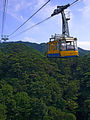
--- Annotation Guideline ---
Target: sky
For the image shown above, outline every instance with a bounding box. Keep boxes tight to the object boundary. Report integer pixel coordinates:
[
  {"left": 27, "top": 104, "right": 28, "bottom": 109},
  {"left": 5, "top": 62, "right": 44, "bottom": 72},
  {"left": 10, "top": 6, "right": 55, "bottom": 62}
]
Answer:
[{"left": 0, "top": 0, "right": 90, "bottom": 50}]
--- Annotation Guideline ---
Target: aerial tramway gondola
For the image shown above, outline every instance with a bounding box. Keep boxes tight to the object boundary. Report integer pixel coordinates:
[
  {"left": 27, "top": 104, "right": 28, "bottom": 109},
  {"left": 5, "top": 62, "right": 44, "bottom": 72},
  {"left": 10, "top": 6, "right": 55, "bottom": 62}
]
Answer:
[
  {"left": 47, "top": 3, "right": 79, "bottom": 58},
  {"left": 3, "top": 0, "right": 79, "bottom": 58}
]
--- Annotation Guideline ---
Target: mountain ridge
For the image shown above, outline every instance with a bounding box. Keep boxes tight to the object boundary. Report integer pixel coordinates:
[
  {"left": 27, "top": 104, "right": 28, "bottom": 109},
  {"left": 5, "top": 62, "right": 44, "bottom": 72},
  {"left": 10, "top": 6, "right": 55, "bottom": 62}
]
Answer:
[{"left": 1, "top": 41, "right": 89, "bottom": 56}]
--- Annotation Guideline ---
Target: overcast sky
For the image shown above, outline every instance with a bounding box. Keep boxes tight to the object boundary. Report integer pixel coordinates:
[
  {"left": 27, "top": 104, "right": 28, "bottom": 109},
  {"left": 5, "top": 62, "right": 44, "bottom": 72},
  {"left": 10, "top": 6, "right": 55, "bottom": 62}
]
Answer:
[{"left": 0, "top": 0, "right": 90, "bottom": 50}]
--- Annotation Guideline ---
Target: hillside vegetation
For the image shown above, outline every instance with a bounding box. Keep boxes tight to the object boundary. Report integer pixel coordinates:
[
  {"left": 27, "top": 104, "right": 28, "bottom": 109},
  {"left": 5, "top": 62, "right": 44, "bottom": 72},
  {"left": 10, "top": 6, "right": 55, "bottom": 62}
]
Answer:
[
  {"left": 16, "top": 41, "right": 90, "bottom": 56},
  {"left": 0, "top": 43, "right": 90, "bottom": 120}
]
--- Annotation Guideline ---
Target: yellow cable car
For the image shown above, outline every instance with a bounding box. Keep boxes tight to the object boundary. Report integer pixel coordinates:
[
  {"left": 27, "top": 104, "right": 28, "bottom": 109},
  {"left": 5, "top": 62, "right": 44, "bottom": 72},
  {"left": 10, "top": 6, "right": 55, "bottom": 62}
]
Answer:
[
  {"left": 47, "top": 3, "right": 79, "bottom": 58},
  {"left": 47, "top": 34, "right": 78, "bottom": 58}
]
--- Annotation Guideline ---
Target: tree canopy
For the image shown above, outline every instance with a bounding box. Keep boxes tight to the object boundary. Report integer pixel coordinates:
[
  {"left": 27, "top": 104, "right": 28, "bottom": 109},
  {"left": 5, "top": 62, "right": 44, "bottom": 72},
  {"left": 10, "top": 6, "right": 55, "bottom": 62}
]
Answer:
[{"left": 0, "top": 43, "right": 89, "bottom": 120}]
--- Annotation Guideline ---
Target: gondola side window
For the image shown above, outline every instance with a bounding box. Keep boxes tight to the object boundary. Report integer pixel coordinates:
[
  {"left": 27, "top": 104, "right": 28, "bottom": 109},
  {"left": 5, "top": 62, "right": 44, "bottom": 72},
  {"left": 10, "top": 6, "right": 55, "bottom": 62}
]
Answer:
[
  {"left": 51, "top": 44, "right": 53, "bottom": 51},
  {"left": 48, "top": 44, "right": 50, "bottom": 51},
  {"left": 56, "top": 41, "right": 59, "bottom": 50},
  {"left": 54, "top": 43, "right": 56, "bottom": 50},
  {"left": 60, "top": 40, "right": 66, "bottom": 51},
  {"left": 74, "top": 40, "right": 78, "bottom": 50},
  {"left": 51, "top": 43, "right": 55, "bottom": 51},
  {"left": 66, "top": 41, "right": 74, "bottom": 50}
]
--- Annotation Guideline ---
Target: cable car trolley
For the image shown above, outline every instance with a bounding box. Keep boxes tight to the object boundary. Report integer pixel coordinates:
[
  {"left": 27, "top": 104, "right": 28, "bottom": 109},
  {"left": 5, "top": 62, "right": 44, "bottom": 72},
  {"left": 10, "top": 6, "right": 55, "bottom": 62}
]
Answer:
[
  {"left": 47, "top": 2, "right": 79, "bottom": 58},
  {"left": 1, "top": 35, "right": 9, "bottom": 42}
]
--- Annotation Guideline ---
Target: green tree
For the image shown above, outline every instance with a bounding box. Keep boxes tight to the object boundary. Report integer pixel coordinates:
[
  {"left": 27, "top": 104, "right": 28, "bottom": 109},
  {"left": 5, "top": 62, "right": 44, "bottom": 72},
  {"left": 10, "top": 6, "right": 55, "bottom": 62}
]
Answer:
[
  {"left": 30, "top": 98, "right": 48, "bottom": 120},
  {"left": 14, "top": 92, "right": 31, "bottom": 120},
  {"left": 0, "top": 104, "right": 7, "bottom": 120}
]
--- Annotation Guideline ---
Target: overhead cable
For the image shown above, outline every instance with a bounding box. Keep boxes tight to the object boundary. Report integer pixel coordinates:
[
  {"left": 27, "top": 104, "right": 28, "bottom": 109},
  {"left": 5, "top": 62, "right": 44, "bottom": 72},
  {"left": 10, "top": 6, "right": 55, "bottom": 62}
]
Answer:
[
  {"left": 9, "top": 0, "right": 50, "bottom": 37},
  {"left": 70, "top": 0, "right": 80, "bottom": 6},
  {"left": 9, "top": 0, "right": 80, "bottom": 40},
  {"left": 1, "top": 0, "right": 8, "bottom": 37},
  {"left": 10, "top": 16, "right": 52, "bottom": 39}
]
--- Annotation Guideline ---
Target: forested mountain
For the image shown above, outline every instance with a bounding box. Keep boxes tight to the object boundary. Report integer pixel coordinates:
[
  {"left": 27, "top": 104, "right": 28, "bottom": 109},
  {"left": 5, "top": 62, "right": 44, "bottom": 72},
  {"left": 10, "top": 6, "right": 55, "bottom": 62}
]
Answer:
[
  {"left": 0, "top": 43, "right": 90, "bottom": 120},
  {"left": 2, "top": 41, "right": 90, "bottom": 56}
]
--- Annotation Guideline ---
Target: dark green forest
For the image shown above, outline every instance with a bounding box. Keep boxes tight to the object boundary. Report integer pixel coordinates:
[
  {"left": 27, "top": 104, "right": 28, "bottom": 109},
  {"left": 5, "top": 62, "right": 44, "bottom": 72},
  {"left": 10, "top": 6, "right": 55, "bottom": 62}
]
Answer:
[{"left": 0, "top": 43, "right": 90, "bottom": 120}]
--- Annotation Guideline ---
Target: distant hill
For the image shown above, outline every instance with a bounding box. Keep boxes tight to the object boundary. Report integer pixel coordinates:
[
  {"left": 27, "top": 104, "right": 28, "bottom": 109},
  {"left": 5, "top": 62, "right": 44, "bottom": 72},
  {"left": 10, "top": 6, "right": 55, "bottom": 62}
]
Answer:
[
  {"left": 78, "top": 47, "right": 90, "bottom": 56},
  {"left": 16, "top": 41, "right": 90, "bottom": 56},
  {"left": 0, "top": 42, "right": 44, "bottom": 58},
  {"left": 0, "top": 41, "right": 90, "bottom": 56},
  {"left": 17, "top": 41, "right": 47, "bottom": 54}
]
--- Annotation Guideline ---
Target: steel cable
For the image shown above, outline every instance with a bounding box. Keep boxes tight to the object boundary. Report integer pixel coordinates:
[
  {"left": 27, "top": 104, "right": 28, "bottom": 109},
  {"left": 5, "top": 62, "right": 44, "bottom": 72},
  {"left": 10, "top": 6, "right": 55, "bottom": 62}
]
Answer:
[
  {"left": 10, "top": 16, "right": 52, "bottom": 39},
  {"left": 1, "top": 0, "right": 8, "bottom": 37},
  {"left": 9, "top": 0, "right": 50, "bottom": 37}
]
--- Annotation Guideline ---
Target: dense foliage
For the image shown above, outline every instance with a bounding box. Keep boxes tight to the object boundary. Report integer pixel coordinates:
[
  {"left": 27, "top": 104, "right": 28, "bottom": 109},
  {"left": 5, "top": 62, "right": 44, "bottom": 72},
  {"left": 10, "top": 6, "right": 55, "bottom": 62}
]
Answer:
[
  {"left": 4, "top": 41, "right": 90, "bottom": 56},
  {"left": 0, "top": 43, "right": 90, "bottom": 120}
]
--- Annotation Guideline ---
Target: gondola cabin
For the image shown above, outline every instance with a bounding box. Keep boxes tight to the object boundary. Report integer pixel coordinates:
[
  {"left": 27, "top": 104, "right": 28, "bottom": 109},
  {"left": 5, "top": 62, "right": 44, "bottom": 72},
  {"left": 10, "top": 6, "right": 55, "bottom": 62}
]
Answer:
[
  {"left": 47, "top": 34, "right": 78, "bottom": 58},
  {"left": 47, "top": 3, "right": 79, "bottom": 58}
]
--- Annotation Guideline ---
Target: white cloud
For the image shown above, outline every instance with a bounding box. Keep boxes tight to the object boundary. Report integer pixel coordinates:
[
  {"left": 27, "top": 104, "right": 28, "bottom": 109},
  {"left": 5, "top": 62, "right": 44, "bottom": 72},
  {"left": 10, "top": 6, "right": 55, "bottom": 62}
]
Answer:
[
  {"left": 8, "top": 0, "right": 32, "bottom": 12},
  {"left": 7, "top": 0, "right": 33, "bottom": 22},
  {"left": 15, "top": 3, "right": 22, "bottom": 12},
  {"left": 7, "top": 11, "right": 21, "bottom": 21},
  {"left": 34, "top": 0, "right": 56, "bottom": 18},
  {"left": 78, "top": 41, "right": 90, "bottom": 50},
  {"left": 42, "top": 4, "right": 56, "bottom": 18},
  {"left": 20, "top": 16, "right": 24, "bottom": 21},
  {"left": 23, "top": 37, "right": 37, "bottom": 43},
  {"left": 36, "top": 0, "right": 45, "bottom": 7},
  {"left": 79, "top": 0, "right": 90, "bottom": 18},
  {"left": 7, "top": 0, "right": 56, "bottom": 22}
]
